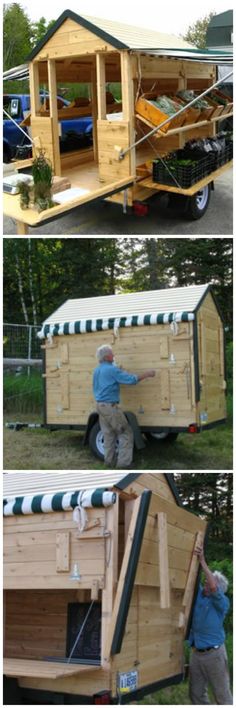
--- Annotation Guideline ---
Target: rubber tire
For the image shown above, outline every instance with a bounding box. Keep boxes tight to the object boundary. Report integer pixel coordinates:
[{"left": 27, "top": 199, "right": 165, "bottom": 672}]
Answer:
[
  {"left": 3, "top": 146, "right": 11, "bottom": 164},
  {"left": 88, "top": 420, "right": 105, "bottom": 460},
  {"left": 185, "top": 184, "right": 211, "bottom": 220},
  {"left": 168, "top": 193, "right": 188, "bottom": 215},
  {"left": 145, "top": 431, "right": 179, "bottom": 444}
]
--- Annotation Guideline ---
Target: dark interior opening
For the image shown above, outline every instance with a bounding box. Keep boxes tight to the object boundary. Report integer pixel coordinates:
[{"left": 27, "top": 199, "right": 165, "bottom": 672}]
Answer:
[{"left": 66, "top": 602, "right": 101, "bottom": 662}]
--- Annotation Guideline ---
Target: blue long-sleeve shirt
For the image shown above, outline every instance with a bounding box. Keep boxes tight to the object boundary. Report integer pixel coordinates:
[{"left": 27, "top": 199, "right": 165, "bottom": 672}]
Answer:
[
  {"left": 188, "top": 584, "right": 230, "bottom": 649},
  {"left": 93, "top": 361, "right": 138, "bottom": 402}
]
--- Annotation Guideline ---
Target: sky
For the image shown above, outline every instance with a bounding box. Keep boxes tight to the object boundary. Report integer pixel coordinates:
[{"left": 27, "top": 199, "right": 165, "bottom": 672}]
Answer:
[{"left": 3, "top": 0, "right": 232, "bottom": 36}]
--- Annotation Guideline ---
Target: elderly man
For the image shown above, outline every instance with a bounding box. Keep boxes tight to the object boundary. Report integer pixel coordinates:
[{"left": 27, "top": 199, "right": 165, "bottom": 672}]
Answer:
[
  {"left": 188, "top": 544, "right": 232, "bottom": 705},
  {"left": 93, "top": 344, "right": 155, "bottom": 468}
]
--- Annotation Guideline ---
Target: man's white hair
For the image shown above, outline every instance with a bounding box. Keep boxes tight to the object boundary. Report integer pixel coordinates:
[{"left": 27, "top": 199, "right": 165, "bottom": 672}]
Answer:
[
  {"left": 213, "top": 571, "right": 228, "bottom": 594},
  {"left": 96, "top": 344, "right": 113, "bottom": 363}
]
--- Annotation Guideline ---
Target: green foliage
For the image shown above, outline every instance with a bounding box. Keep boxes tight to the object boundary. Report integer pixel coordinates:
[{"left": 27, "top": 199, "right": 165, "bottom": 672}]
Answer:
[
  {"left": 3, "top": 3, "right": 32, "bottom": 70},
  {"left": 32, "top": 151, "right": 54, "bottom": 212},
  {"left": 31, "top": 17, "right": 55, "bottom": 46},
  {"left": 4, "top": 371, "right": 43, "bottom": 414},
  {"left": 183, "top": 13, "right": 215, "bottom": 49},
  {"left": 18, "top": 181, "right": 31, "bottom": 209},
  {"left": 3, "top": 239, "right": 233, "bottom": 336},
  {"left": 209, "top": 558, "right": 233, "bottom": 632}
]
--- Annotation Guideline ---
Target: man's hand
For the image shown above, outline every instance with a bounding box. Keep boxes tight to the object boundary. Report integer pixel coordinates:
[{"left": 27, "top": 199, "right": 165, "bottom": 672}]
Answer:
[
  {"left": 194, "top": 544, "right": 205, "bottom": 563},
  {"left": 137, "top": 369, "right": 156, "bottom": 382}
]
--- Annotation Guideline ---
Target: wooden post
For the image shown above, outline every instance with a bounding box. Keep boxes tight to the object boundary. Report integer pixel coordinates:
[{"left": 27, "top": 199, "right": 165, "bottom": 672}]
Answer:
[
  {"left": 96, "top": 53, "right": 106, "bottom": 120},
  {"left": 104, "top": 495, "right": 141, "bottom": 659},
  {"left": 182, "top": 530, "right": 204, "bottom": 630},
  {"left": 101, "top": 496, "right": 119, "bottom": 669},
  {"left": 157, "top": 512, "right": 170, "bottom": 609},
  {"left": 29, "top": 62, "right": 41, "bottom": 117},
  {"left": 91, "top": 63, "right": 98, "bottom": 162},
  {"left": 120, "top": 51, "right": 135, "bottom": 177},
  {"left": 47, "top": 59, "right": 61, "bottom": 176},
  {"left": 16, "top": 220, "right": 29, "bottom": 235}
]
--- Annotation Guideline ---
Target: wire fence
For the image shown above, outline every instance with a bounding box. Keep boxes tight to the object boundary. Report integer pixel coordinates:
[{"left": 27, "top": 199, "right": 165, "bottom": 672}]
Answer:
[
  {"left": 3, "top": 322, "right": 42, "bottom": 360},
  {"left": 3, "top": 323, "right": 44, "bottom": 415}
]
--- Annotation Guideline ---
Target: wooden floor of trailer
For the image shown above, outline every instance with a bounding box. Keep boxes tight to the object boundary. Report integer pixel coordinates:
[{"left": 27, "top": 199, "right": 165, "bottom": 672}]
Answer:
[{"left": 3, "top": 162, "right": 135, "bottom": 234}]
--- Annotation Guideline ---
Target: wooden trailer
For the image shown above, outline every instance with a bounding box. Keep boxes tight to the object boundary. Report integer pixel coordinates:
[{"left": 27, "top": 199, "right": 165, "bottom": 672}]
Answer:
[
  {"left": 3, "top": 10, "right": 233, "bottom": 234},
  {"left": 3, "top": 471, "right": 208, "bottom": 704},
  {"left": 38, "top": 282, "right": 226, "bottom": 459}
]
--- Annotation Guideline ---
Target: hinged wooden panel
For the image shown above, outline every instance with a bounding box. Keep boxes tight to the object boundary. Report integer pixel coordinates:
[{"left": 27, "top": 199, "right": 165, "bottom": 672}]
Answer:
[
  {"left": 160, "top": 336, "right": 169, "bottom": 358},
  {"left": 56, "top": 532, "right": 70, "bottom": 572},
  {"left": 60, "top": 371, "right": 70, "bottom": 409},
  {"left": 157, "top": 512, "right": 170, "bottom": 608},
  {"left": 60, "top": 342, "right": 69, "bottom": 364}
]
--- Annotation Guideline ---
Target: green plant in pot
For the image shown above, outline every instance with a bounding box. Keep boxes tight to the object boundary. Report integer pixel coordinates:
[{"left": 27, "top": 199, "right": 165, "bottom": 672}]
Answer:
[
  {"left": 18, "top": 181, "right": 32, "bottom": 210},
  {"left": 32, "top": 149, "right": 54, "bottom": 212}
]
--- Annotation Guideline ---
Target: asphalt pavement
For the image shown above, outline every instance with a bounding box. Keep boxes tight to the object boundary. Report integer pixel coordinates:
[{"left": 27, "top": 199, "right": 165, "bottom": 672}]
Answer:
[{"left": 3, "top": 166, "right": 233, "bottom": 236}]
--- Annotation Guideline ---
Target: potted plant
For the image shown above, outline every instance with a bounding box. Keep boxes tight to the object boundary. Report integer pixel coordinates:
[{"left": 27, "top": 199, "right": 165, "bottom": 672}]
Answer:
[
  {"left": 32, "top": 150, "right": 54, "bottom": 212},
  {"left": 18, "top": 181, "right": 31, "bottom": 210}
]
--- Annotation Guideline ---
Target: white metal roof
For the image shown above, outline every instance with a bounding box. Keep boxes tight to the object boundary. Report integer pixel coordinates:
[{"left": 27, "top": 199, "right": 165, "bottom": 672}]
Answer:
[
  {"left": 42, "top": 284, "right": 210, "bottom": 326},
  {"left": 3, "top": 472, "right": 137, "bottom": 498},
  {"left": 82, "top": 14, "right": 194, "bottom": 50}
]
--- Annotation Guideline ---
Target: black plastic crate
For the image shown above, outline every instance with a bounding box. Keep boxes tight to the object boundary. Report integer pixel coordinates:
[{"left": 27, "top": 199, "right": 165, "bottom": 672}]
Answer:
[
  {"left": 153, "top": 152, "right": 213, "bottom": 188},
  {"left": 211, "top": 141, "right": 233, "bottom": 169}
]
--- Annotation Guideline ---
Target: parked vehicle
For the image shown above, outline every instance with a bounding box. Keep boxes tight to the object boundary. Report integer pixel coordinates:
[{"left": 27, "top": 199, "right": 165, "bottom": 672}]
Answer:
[{"left": 3, "top": 93, "right": 93, "bottom": 162}]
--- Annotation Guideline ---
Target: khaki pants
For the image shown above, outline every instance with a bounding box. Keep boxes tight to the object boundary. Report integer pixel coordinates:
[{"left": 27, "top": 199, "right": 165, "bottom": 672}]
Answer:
[
  {"left": 96, "top": 403, "right": 134, "bottom": 468},
  {"left": 189, "top": 644, "right": 233, "bottom": 704}
]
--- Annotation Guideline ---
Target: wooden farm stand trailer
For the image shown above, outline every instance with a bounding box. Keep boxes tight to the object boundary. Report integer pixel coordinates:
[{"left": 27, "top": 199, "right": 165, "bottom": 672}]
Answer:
[
  {"left": 3, "top": 471, "right": 208, "bottom": 704},
  {"left": 3, "top": 10, "right": 233, "bottom": 234},
  {"left": 38, "top": 283, "right": 226, "bottom": 458}
]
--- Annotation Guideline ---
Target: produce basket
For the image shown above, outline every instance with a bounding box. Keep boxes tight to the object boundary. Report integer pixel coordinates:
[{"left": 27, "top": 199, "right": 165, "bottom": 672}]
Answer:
[
  {"left": 167, "top": 94, "right": 201, "bottom": 124},
  {"left": 135, "top": 93, "right": 186, "bottom": 132},
  {"left": 153, "top": 150, "right": 215, "bottom": 188},
  {"left": 177, "top": 90, "right": 215, "bottom": 121},
  {"left": 207, "top": 90, "right": 233, "bottom": 115}
]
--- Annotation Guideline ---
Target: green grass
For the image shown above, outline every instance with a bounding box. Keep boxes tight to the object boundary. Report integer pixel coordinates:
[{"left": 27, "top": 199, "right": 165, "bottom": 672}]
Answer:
[
  {"left": 3, "top": 371, "right": 43, "bottom": 415},
  {"left": 3, "top": 372, "right": 232, "bottom": 469}
]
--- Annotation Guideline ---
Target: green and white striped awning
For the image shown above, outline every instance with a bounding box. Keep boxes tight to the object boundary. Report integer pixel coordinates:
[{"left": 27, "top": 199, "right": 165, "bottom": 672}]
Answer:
[
  {"left": 38, "top": 311, "right": 195, "bottom": 339},
  {"left": 3, "top": 488, "right": 116, "bottom": 516}
]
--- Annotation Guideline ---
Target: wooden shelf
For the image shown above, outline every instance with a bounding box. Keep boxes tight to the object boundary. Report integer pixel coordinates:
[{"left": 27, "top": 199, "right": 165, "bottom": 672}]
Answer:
[
  {"left": 136, "top": 112, "right": 233, "bottom": 138},
  {"left": 140, "top": 160, "right": 233, "bottom": 196},
  {"left": 3, "top": 658, "right": 101, "bottom": 679}
]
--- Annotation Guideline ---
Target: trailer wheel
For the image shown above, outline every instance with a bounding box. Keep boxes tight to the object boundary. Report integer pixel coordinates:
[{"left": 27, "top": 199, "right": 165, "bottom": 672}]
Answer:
[
  {"left": 89, "top": 421, "right": 105, "bottom": 459},
  {"left": 186, "top": 184, "right": 211, "bottom": 220},
  {"left": 145, "top": 431, "right": 179, "bottom": 443},
  {"left": 3, "top": 145, "right": 11, "bottom": 163},
  {"left": 88, "top": 421, "right": 119, "bottom": 460}
]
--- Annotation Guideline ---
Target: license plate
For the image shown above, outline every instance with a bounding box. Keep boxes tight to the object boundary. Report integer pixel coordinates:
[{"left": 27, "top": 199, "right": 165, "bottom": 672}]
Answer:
[{"left": 117, "top": 670, "right": 138, "bottom": 694}]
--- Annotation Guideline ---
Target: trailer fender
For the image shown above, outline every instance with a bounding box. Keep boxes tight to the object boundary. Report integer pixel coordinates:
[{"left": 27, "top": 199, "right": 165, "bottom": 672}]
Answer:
[
  {"left": 124, "top": 411, "right": 146, "bottom": 450},
  {"left": 83, "top": 411, "right": 146, "bottom": 450},
  {"left": 83, "top": 411, "right": 99, "bottom": 445}
]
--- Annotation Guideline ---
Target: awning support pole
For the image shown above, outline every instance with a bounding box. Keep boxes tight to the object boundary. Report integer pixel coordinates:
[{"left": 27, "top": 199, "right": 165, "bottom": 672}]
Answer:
[
  {"left": 3, "top": 108, "right": 34, "bottom": 145},
  {"left": 119, "top": 70, "right": 233, "bottom": 160}
]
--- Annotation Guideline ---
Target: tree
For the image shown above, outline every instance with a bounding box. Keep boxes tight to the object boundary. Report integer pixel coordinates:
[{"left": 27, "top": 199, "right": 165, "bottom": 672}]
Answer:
[
  {"left": 183, "top": 13, "right": 215, "bottom": 49},
  {"left": 31, "top": 17, "right": 55, "bottom": 47},
  {"left": 3, "top": 238, "right": 233, "bottom": 336},
  {"left": 3, "top": 3, "right": 32, "bottom": 70},
  {"left": 174, "top": 473, "right": 233, "bottom": 561}
]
